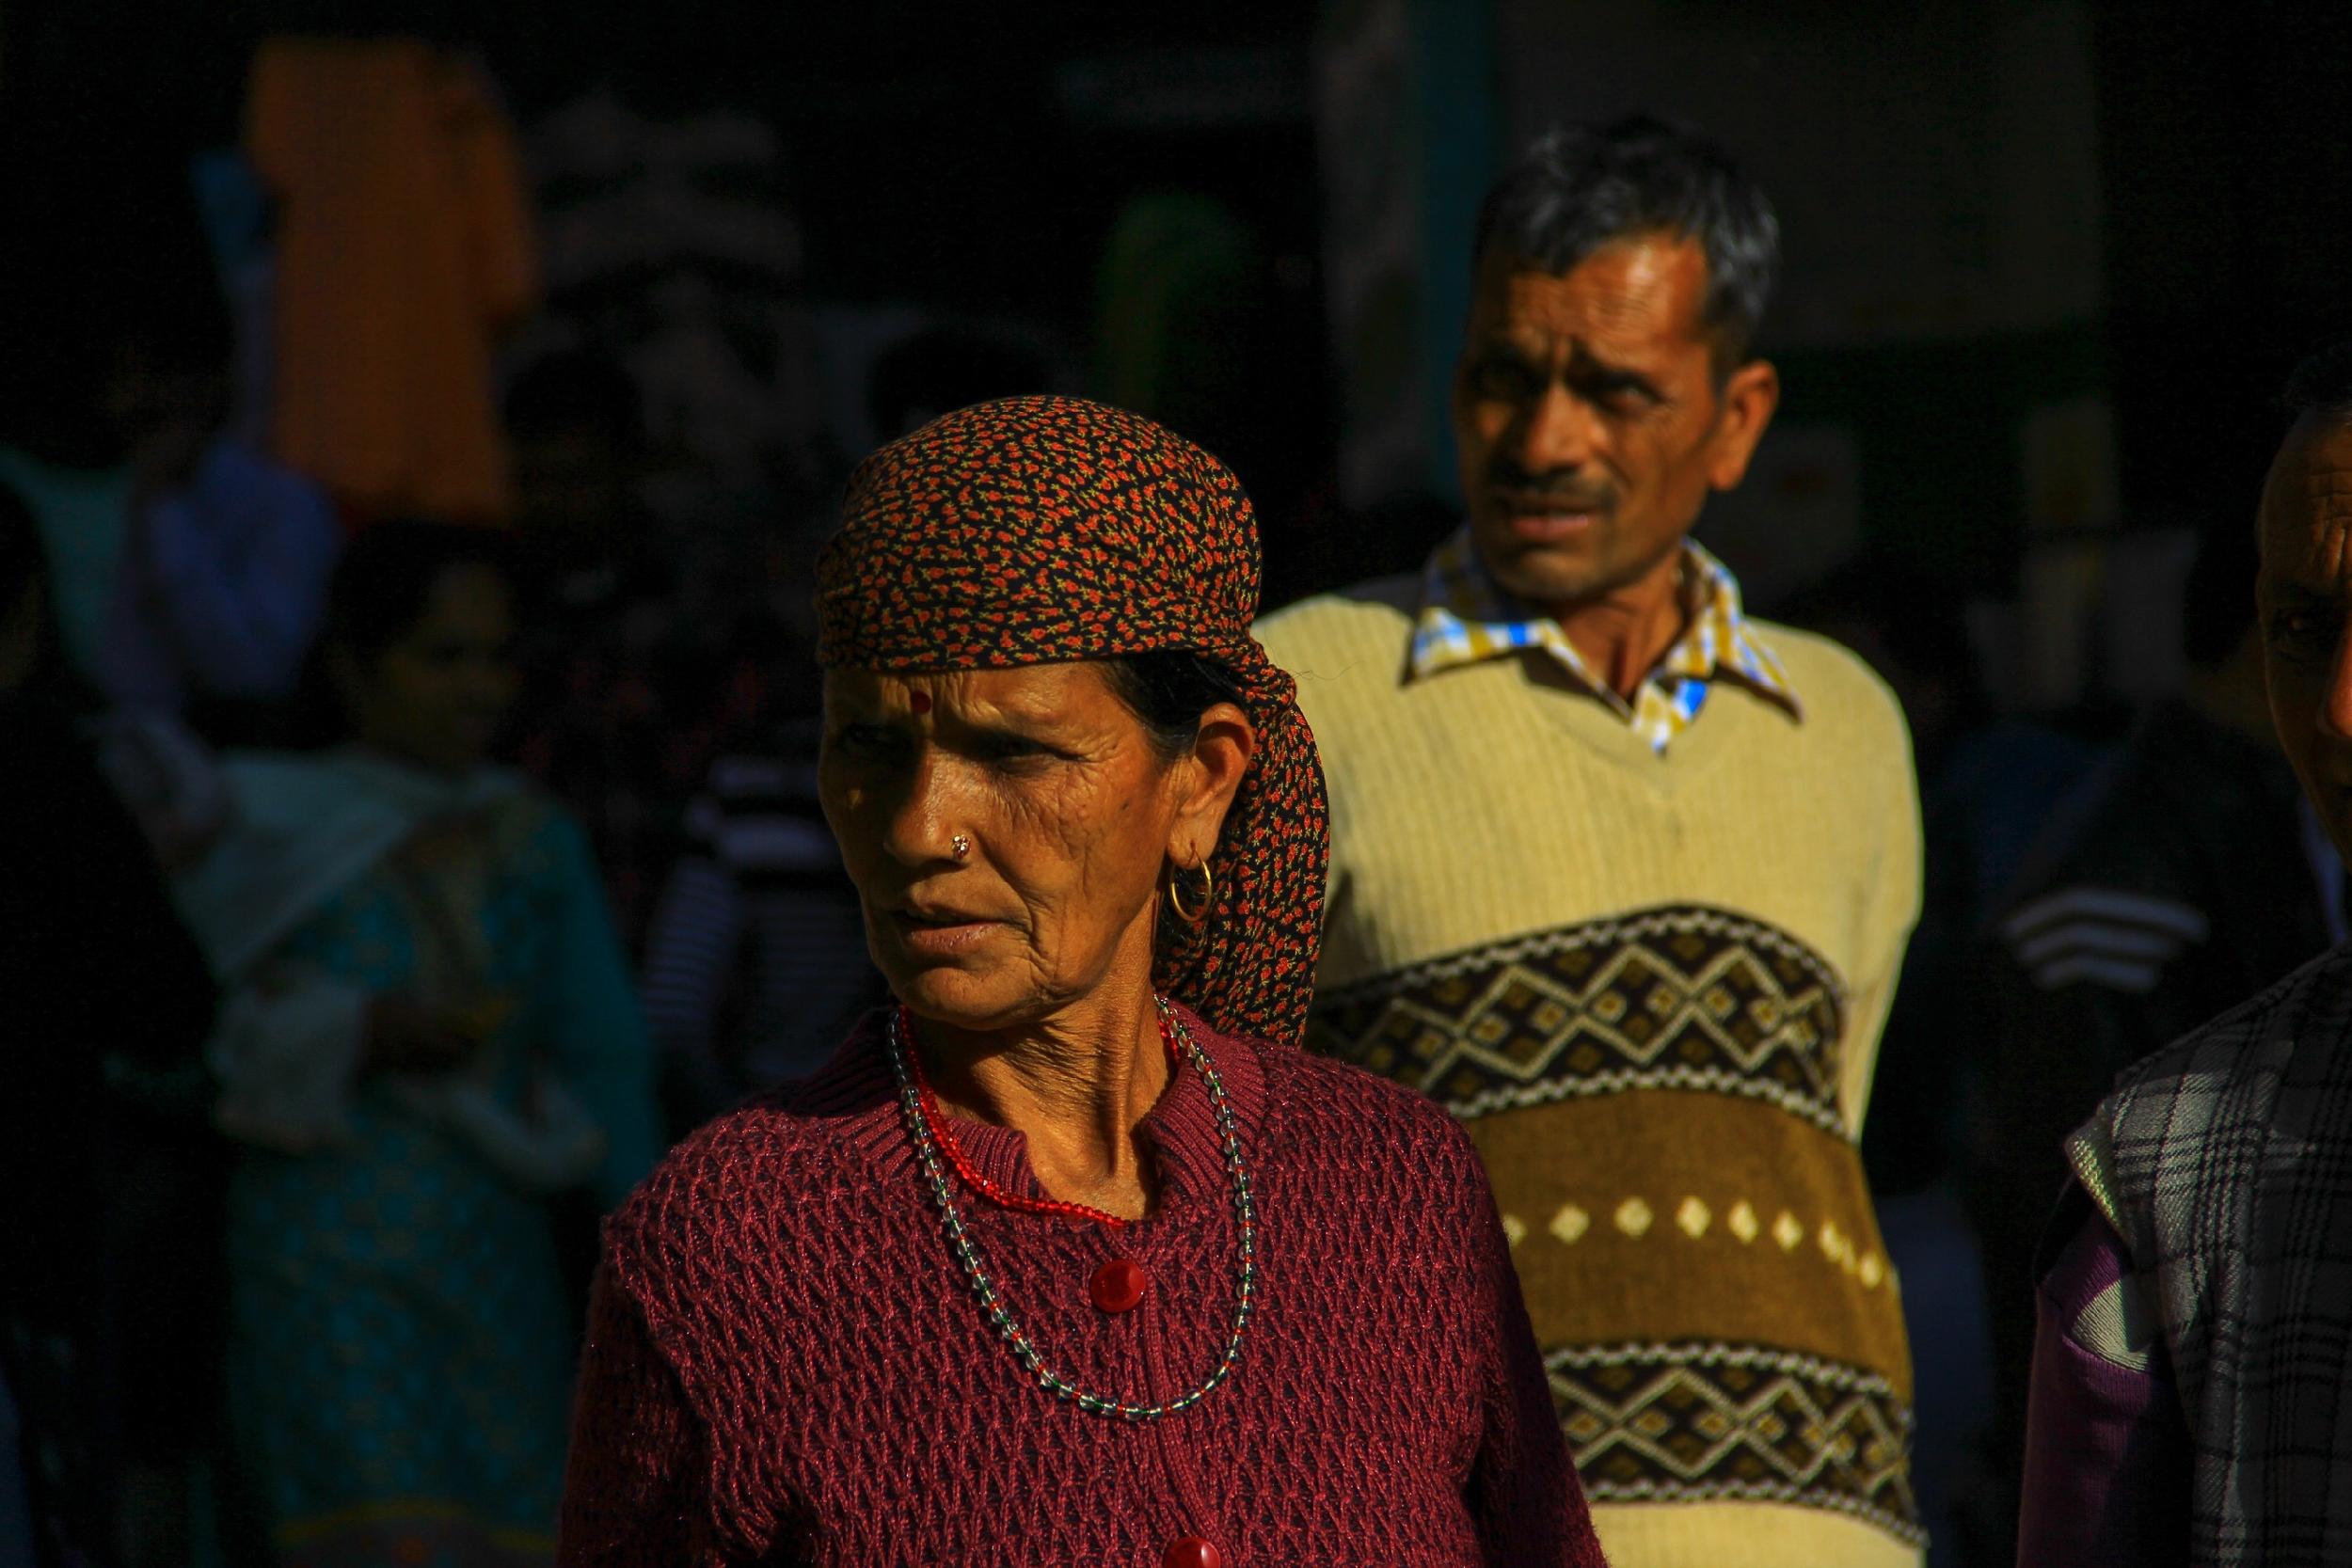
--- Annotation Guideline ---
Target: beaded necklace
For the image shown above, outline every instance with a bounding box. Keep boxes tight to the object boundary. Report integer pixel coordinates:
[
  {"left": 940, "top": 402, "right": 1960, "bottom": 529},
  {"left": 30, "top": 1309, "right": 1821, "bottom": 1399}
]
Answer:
[
  {"left": 899, "top": 1014, "right": 1150, "bottom": 1227},
  {"left": 882, "top": 998, "right": 1257, "bottom": 1420}
]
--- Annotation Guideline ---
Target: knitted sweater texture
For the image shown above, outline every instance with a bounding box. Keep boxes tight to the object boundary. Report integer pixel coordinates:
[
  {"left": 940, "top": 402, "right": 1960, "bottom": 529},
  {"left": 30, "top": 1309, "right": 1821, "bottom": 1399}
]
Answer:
[
  {"left": 557, "top": 1005, "right": 1607, "bottom": 1567},
  {"left": 1257, "top": 578, "right": 1924, "bottom": 1568}
]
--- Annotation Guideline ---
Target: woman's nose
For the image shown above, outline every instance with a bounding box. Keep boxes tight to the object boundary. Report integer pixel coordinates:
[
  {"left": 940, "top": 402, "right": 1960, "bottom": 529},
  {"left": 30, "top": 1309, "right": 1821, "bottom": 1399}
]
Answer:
[{"left": 878, "top": 749, "right": 960, "bottom": 864}]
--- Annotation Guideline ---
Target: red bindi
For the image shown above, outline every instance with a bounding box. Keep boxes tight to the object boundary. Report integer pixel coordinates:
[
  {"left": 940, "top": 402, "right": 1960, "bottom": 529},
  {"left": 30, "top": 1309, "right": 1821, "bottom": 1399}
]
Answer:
[{"left": 909, "top": 690, "right": 932, "bottom": 714}]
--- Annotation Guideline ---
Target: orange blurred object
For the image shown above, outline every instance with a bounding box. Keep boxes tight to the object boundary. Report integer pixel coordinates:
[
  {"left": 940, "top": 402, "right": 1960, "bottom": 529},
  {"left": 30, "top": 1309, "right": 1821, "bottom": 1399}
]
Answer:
[{"left": 247, "top": 39, "right": 538, "bottom": 523}]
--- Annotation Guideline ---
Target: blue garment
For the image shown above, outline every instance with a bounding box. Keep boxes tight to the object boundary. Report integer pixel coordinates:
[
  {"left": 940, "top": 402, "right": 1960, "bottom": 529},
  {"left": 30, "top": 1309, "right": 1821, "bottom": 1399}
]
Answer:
[
  {"left": 194, "top": 757, "right": 656, "bottom": 1563},
  {"left": 103, "top": 438, "right": 342, "bottom": 712}
]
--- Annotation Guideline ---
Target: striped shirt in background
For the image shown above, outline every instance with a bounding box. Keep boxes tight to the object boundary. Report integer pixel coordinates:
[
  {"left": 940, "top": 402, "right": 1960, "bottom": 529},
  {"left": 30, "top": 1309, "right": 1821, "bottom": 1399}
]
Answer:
[
  {"left": 1408, "top": 527, "right": 1803, "bottom": 755},
  {"left": 639, "top": 726, "right": 881, "bottom": 1126}
]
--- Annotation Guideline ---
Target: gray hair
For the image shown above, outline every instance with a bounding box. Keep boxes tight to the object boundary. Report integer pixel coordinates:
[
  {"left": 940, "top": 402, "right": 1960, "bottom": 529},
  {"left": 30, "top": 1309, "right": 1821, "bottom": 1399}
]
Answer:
[{"left": 1472, "top": 116, "right": 1780, "bottom": 369}]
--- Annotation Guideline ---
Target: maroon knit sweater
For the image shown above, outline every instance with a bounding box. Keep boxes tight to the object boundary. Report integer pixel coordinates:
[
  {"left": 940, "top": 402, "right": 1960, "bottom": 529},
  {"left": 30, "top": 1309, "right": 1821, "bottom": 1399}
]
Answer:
[{"left": 558, "top": 1004, "right": 1606, "bottom": 1567}]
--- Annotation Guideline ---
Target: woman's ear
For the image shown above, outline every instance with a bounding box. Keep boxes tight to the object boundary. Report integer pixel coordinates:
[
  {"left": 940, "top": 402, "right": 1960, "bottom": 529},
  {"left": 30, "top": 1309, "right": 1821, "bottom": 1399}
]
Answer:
[{"left": 1168, "top": 702, "right": 1255, "bottom": 864}]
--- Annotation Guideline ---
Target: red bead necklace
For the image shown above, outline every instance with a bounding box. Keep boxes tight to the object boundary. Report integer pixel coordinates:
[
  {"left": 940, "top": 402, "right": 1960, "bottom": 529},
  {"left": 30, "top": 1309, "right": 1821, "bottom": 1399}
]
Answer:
[{"left": 897, "top": 1004, "right": 1176, "bottom": 1228}]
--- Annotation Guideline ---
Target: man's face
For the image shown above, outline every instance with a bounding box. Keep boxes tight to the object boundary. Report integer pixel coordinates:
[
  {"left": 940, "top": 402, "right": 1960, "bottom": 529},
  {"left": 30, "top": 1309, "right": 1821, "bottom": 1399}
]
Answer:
[
  {"left": 1451, "top": 233, "right": 1778, "bottom": 613},
  {"left": 2260, "top": 415, "right": 2352, "bottom": 861}
]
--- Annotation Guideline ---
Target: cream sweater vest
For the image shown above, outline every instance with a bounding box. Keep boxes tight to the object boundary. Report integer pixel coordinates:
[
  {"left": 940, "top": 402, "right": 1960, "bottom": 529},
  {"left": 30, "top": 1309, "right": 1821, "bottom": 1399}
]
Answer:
[{"left": 1259, "top": 575, "right": 1925, "bottom": 1568}]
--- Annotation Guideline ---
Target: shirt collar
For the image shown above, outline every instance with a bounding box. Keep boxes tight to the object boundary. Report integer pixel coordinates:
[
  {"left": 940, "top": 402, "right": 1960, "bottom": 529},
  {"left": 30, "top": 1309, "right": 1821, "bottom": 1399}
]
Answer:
[{"left": 1407, "top": 527, "right": 1803, "bottom": 752}]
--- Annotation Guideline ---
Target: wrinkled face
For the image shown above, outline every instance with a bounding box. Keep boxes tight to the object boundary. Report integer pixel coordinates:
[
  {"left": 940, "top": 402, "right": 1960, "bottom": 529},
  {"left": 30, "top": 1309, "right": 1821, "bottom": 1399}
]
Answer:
[
  {"left": 340, "top": 563, "right": 519, "bottom": 776},
  {"left": 818, "top": 662, "right": 1196, "bottom": 1031},
  {"left": 2260, "top": 416, "right": 2352, "bottom": 862},
  {"left": 1452, "top": 234, "right": 1775, "bottom": 612}
]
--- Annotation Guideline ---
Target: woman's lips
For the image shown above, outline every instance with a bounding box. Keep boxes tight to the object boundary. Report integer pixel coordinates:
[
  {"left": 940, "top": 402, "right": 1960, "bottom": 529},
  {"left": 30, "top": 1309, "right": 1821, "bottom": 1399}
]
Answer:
[{"left": 888, "top": 909, "right": 1000, "bottom": 956}]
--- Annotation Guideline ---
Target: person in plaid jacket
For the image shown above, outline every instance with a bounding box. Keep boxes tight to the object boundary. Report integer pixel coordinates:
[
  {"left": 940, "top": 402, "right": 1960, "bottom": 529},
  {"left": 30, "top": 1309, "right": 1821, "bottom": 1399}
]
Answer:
[{"left": 2017, "top": 341, "right": 2352, "bottom": 1568}]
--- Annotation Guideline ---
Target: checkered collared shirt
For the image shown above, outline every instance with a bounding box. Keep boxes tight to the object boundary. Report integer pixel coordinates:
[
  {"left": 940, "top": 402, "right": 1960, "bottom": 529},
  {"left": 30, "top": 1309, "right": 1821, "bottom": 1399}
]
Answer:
[{"left": 1406, "top": 527, "right": 1803, "bottom": 754}]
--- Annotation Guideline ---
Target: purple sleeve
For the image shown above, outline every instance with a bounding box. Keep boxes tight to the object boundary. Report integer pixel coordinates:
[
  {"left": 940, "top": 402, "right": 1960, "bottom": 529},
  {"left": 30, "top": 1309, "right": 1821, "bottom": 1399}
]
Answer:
[
  {"left": 2013, "top": 1187, "right": 2189, "bottom": 1568},
  {"left": 1451, "top": 1139, "right": 1609, "bottom": 1567},
  {"left": 558, "top": 1264, "right": 719, "bottom": 1566}
]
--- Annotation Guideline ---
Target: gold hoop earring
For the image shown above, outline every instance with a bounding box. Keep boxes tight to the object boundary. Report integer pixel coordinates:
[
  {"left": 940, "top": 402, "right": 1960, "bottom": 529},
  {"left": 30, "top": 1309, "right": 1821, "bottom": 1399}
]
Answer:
[{"left": 1167, "top": 860, "right": 1213, "bottom": 927}]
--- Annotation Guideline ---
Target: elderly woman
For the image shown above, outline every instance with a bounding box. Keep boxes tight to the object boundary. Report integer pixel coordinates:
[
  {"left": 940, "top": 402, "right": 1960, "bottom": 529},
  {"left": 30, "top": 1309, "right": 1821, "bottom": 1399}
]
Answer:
[{"left": 558, "top": 398, "right": 1606, "bottom": 1567}]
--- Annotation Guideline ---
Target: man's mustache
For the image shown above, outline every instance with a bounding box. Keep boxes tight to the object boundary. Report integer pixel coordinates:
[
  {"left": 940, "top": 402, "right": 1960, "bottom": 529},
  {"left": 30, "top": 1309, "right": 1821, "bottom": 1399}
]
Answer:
[{"left": 1485, "top": 464, "right": 1616, "bottom": 513}]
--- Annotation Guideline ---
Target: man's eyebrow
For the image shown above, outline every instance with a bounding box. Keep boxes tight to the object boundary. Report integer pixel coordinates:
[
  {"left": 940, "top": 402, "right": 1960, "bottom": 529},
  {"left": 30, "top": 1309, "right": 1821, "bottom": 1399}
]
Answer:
[
  {"left": 1464, "top": 340, "right": 1665, "bottom": 400},
  {"left": 1566, "top": 345, "right": 1664, "bottom": 398}
]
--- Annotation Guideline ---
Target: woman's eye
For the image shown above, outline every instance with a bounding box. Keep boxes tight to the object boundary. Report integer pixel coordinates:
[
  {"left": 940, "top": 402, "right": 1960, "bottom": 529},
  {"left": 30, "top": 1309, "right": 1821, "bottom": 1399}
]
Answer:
[
  {"left": 977, "top": 735, "right": 1049, "bottom": 764},
  {"left": 831, "top": 722, "right": 906, "bottom": 758}
]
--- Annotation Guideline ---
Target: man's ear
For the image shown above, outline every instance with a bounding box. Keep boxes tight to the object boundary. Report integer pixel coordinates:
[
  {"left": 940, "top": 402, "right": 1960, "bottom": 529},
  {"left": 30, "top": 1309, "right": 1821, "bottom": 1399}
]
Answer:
[{"left": 1707, "top": 358, "right": 1780, "bottom": 493}]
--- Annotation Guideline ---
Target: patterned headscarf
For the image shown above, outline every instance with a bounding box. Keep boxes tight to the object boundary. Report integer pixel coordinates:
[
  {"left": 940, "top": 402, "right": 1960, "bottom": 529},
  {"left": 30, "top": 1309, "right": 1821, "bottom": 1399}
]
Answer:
[{"left": 816, "top": 396, "right": 1328, "bottom": 1046}]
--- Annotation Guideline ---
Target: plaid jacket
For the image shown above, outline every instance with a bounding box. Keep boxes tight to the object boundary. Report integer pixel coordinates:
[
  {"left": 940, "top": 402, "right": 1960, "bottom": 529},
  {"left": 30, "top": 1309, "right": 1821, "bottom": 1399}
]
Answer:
[{"left": 2069, "top": 941, "right": 2352, "bottom": 1567}]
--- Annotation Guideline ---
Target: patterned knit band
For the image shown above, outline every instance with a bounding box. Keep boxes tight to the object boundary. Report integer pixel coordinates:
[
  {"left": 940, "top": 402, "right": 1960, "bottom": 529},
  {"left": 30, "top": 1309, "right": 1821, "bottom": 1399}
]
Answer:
[{"left": 816, "top": 395, "right": 1328, "bottom": 1047}]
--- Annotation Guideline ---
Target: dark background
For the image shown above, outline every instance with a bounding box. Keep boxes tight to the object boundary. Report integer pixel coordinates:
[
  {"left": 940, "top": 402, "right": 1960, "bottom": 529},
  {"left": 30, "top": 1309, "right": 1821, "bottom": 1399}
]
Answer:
[{"left": 8, "top": 0, "right": 2351, "bottom": 657}]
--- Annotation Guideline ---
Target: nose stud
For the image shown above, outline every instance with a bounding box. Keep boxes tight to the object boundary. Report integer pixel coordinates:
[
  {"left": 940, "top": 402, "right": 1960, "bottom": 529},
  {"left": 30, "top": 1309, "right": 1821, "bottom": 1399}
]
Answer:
[{"left": 951, "top": 834, "right": 971, "bottom": 860}]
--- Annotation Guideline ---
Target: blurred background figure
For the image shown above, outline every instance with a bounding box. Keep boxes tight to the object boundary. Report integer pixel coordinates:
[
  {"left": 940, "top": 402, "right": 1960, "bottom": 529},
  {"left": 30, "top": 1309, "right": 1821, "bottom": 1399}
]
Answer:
[
  {"left": 520, "top": 87, "right": 822, "bottom": 556},
  {"left": 0, "top": 160, "right": 233, "bottom": 717},
  {"left": 0, "top": 483, "right": 224, "bottom": 1568},
  {"left": 1781, "top": 556, "right": 2108, "bottom": 1564},
  {"left": 169, "top": 522, "right": 659, "bottom": 1567},
  {"left": 1963, "top": 511, "right": 2332, "bottom": 1542},
  {"left": 499, "top": 348, "right": 697, "bottom": 951},
  {"left": 635, "top": 721, "right": 882, "bottom": 1126},
  {"left": 99, "top": 417, "right": 342, "bottom": 746}
]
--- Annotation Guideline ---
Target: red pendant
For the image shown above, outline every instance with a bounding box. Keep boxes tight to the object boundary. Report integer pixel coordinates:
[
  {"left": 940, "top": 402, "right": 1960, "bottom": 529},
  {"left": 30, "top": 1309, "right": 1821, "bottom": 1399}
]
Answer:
[
  {"left": 1089, "top": 1257, "right": 1149, "bottom": 1314},
  {"left": 1163, "top": 1536, "right": 1223, "bottom": 1568}
]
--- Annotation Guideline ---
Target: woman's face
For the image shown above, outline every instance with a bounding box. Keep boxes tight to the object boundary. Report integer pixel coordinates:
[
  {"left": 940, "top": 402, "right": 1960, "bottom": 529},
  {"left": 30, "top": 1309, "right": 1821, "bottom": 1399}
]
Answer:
[
  {"left": 819, "top": 661, "right": 1249, "bottom": 1033},
  {"left": 340, "top": 563, "right": 519, "bottom": 776}
]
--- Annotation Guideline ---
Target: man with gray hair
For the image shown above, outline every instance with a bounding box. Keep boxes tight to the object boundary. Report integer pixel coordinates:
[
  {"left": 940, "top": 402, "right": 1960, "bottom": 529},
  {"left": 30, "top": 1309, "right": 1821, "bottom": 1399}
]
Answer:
[
  {"left": 2016, "top": 341, "right": 2352, "bottom": 1567},
  {"left": 1260, "top": 118, "right": 1924, "bottom": 1567}
]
